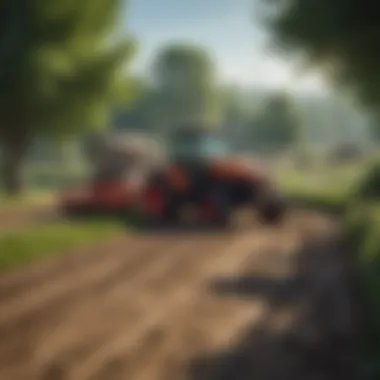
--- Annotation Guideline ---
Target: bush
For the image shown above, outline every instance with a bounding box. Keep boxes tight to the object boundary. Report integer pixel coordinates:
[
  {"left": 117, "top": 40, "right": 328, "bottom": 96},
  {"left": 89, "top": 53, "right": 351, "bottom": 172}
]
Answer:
[
  {"left": 343, "top": 203, "right": 380, "bottom": 378},
  {"left": 354, "top": 161, "right": 380, "bottom": 202},
  {"left": 344, "top": 203, "right": 374, "bottom": 249}
]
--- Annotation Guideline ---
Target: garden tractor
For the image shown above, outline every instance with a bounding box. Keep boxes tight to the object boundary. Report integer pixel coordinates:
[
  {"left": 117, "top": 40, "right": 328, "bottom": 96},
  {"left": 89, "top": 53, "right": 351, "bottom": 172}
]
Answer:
[{"left": 140, "top": 124, "right": 287, "bottom": 227}]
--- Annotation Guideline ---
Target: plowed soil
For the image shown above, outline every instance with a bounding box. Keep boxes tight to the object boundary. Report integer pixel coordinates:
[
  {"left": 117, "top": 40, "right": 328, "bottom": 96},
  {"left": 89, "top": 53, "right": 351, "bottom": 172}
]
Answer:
[{"left": 0, "top": 210, "right": 356, "bottom": 380}]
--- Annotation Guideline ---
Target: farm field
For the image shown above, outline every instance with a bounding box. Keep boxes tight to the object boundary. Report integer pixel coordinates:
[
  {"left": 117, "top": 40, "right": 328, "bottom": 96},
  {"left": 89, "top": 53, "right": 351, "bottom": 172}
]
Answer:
[{"left": 0, "top": 209, "right": 354, "bottom": 380}]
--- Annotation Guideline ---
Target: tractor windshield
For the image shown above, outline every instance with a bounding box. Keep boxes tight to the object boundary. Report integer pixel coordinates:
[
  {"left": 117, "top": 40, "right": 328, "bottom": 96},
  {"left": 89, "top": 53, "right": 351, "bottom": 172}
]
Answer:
[
  {"left": 168, "top": 130, "right": 230, "bottom": 161},
  {"left": 199, "top": 136, "right": 230, "bottom": 157}
]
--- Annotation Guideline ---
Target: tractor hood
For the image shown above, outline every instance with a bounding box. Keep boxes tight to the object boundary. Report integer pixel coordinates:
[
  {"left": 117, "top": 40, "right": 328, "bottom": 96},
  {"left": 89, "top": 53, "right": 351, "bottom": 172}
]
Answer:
[
  {"left": 166, "top": 153, "right": 269, "bottom": 184},
  {"left": 211, "top": 157, "right": 267, "bottom": 180}
]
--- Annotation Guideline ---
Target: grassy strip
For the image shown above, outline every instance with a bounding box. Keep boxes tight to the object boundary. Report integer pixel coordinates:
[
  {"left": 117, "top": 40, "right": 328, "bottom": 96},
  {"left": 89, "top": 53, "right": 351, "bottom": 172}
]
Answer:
[
  {"left": 0, "top": 190, "right": 56, "bottom": 210},
  {"left": 0, "top": 220, "right": 125, "bottom": 272},
  {"left": 284, "top": 186, "right": 348, "bottom": 214},
  {"left": 278, "top": 173, "right": 350, "bottom": 215}
]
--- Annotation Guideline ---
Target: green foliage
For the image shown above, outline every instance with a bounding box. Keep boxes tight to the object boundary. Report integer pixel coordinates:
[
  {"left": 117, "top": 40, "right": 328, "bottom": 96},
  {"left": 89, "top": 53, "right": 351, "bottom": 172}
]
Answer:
[
  {"left": 151, "top": 43, "right": 220, "bottom": 132},
  {"left": 346, "top": 168, "right": 380, "bottom": 370},
  {"left": 0, "top": 220, "right": 123, "bottom": 271},
  {"left": 114, "top": 86, "right": 164, "bottom": 132},
  {"left": 0, "top": 0, "right": 135, "bottom": 137},
  {"left": 261, "top": 0, "right": 380, "bottom": 113},
  {"left": 0, "top": 0, "right": 136, "bottom": 195},
  {"left": 252, "top": 91, "right": 301, "bottom": 152},
  {"left": 220, "top": 86, "right": 253, "bottom": 125},
  {"left": 344, "top": 202, "right": 372, "bottom": 248},
  {"left": 342, "top": 205, "right": 380, "bottom": 377},
  {"left": 354, "top": 160, "right": 380, "bottom": 201}
]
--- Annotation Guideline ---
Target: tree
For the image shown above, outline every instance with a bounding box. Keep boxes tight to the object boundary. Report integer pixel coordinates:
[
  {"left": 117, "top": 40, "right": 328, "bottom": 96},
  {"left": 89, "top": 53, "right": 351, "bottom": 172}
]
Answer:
[
  {"left": 114, "top": 83, "right": 163, "bottom": 132},
  {"left": 252, "top": 91, "right": 300, "bottom": 153},
  {"left": 220, "top": 86, "right": 249, "bottom": 125},
  {"left": 259, "top": 0, "right": 380, "bottom": 114},
  {"left": 151, "top": 43, "right": 220, "bottom": 134},
  {"left": 0, "top": 0, "right": 136, "bottom": 196}
]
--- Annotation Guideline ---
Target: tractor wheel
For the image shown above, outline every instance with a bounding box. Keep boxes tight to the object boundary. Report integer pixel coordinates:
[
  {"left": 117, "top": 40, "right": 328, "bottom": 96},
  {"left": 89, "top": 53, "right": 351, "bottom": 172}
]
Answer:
[
  {"left": 257, "top": 194, "right": 286, "bottom": 225},
  {"left": 142, "top": 176, "right": 180, "bottom": 227},
  {"left": 204, "top": 187, "right": 233, "bottom": 229},
  {"left": 161, "top": 195, "right": 180, "bottom": 225},
  {"left": 61, "top": 205, "right": 89, "bottom": 219}
]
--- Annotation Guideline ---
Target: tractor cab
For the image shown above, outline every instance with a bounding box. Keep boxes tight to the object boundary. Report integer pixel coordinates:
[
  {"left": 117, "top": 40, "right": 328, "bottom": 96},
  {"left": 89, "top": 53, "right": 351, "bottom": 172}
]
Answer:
[
  {"left": 142, "top": 125, "right": 287, "bottom": 226},
  {"left": 167, "top": 125, "right": 231, "bottom": 164}
]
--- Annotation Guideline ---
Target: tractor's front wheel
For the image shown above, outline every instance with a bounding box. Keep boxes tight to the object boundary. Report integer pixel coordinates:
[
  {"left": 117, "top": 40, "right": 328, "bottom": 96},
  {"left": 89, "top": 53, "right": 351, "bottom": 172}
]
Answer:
[{"left": 61, "top": 204, "right": 91, "bottom": 219}]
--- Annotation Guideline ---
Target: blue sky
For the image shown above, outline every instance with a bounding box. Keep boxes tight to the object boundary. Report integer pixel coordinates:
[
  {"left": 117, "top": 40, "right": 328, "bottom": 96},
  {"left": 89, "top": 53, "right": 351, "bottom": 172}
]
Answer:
[{"left": 124, "top": 0, "right": 325, "bottom": 92}]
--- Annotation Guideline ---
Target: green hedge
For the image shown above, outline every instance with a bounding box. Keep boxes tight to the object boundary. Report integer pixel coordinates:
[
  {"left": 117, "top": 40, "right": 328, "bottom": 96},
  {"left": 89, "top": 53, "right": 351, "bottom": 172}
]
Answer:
[
  {"left": 346, "top": 160, "right": 380, "bottom": 378},
  {"left": 343, "top": 204, "right": 380, "bottom": 378}
]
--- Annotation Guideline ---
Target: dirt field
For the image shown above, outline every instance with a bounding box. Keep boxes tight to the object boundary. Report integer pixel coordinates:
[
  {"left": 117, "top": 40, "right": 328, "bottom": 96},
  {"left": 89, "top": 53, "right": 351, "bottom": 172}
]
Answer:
[{"left": 0, "top": 210, "right": 357, "bottom": 380}]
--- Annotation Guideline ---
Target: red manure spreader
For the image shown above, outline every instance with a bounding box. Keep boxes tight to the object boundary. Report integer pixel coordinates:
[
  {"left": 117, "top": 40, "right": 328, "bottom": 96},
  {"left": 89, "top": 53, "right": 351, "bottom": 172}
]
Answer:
[{"left": 59, "top": 133, "right": 162, "bottom": 218}]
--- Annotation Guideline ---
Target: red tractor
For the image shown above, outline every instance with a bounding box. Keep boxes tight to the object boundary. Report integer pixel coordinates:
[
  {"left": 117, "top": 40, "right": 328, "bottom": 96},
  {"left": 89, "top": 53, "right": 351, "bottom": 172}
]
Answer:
[{"left": 140, "top": 126, "right": 286, "bottom": 227}]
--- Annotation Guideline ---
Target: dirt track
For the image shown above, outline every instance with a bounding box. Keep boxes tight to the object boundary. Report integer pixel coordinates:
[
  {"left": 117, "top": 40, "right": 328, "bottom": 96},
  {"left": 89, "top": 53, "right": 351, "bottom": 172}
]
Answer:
[{"left": 0, "top": 210, "right": 356, "bottom": 380}]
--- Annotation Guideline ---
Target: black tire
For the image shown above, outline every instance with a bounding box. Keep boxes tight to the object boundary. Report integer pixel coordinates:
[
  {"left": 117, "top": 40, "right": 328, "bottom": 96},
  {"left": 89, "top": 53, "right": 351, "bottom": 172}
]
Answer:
[
  {"left": 205, "top": 187, "right": 233, "bottom": 229},
  {"left": 161, "top": 196, "right": 181, "bottom": 225},
  {"left": 61, "top": 205, "right": 90, "bottom": 219},
  {"left": 257, "top": 196, "right": 286, "bottom": 225},
  {"left": 142, "top": 175, "right": 180, "bottom": 227}
]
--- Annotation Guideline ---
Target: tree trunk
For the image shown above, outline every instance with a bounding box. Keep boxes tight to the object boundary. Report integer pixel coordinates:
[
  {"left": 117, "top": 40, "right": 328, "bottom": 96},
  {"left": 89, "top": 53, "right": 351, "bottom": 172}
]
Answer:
[{"left": 1, "top": 144, "right": 25, "bottom": 197}]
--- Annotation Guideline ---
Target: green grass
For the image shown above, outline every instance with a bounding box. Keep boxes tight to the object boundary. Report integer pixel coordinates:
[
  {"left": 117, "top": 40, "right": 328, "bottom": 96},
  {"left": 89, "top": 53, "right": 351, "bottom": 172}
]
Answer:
[
  {"left": 0, "top": 190, "right": 57, "bottom": 210},
  {"left": 0, "top": 220, "right": 125, "bottom": 272},
  {"left": 276, "top": 162, "right": 366, "bottom": 214}
]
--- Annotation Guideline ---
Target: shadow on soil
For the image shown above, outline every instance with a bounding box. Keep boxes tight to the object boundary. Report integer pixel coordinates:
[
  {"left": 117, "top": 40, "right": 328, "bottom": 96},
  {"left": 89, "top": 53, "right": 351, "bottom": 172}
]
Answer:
[
  {"left": 185, "top": 235, "right": 360, "bottom": 380},
  {"left": 64, "top": 213, "right": 231, "bottom": 236},
  {"left": 133, "top": 221, "right": 235, "bottom": 236}
]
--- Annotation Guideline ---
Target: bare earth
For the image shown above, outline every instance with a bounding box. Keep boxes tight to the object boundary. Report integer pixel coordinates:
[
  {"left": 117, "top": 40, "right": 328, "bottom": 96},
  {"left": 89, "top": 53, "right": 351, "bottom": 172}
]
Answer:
[{"left": 0, "top": 210, "right": 356, "bottom": 380}]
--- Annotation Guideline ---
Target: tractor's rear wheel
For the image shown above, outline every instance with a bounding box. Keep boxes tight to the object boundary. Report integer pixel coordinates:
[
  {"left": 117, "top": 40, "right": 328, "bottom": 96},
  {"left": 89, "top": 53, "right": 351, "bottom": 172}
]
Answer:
[
  {"left": 203, "top": 187, "right": 233, "bottom": 229},
  {"left": 142, "top": 176, "right": 180, "bottom": 227}
]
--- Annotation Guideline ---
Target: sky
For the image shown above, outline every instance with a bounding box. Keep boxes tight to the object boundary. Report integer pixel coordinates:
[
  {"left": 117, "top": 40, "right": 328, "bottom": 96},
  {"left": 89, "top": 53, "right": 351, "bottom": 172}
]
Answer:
[{"left": 124, "top": 0, "right": 327, "bottom": 94}]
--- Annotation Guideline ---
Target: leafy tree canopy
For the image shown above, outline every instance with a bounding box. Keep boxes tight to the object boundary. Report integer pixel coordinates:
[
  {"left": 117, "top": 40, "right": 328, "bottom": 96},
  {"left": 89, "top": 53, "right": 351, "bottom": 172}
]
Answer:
[
  {"left": 0, "top": 0, "right": 136, "bottom": 194},
  {"left": 151, "top": 43, "right": 221, "bottom": 132},
  {"left": 260, "top": 0, "right": 380, "bottom": 113},
  {"left": 252, "top": 91, "right": 301, "bottom": 152}
]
